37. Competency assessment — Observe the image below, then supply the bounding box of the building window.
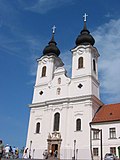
[58,78,61,84]
[76,119,81,131]
[109,128,116,139]
[93,148,99,156]
[93,59,96,72]
[78,57,83,69]
[93,130,99,140]
[39,91,43,95]
[57,88,61,95]
[36,122,40,133]
[41,66,46,77]
[110,147,116,155]
[53,112,60,131]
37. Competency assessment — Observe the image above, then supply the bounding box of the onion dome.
[75,14,95,46]
[43,26,60,57]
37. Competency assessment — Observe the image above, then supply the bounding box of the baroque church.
[26,15,120,160]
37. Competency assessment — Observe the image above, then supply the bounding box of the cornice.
[71,75,100,85]
[71,45,100,58]
[29,95,103,108]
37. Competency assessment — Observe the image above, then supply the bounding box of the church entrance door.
[52,144,58,155]
[47,132,62,159]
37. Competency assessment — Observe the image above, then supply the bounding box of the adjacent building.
[91,103,120,160]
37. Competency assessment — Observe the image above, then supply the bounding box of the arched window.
[58,78,61,84]
[41,66,46,77]
[57,88,61,95]
[76,119,81,131]
[36,122,40,133]
[53,112,60,131]
[78,57,83,69]
[93,59,96,72]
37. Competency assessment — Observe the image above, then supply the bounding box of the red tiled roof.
[92,103,120,123]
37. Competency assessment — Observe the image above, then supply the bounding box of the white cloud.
[24,0,74,14]
[105,12,112,18]
[28,54,38,77]
[93,19,120,103]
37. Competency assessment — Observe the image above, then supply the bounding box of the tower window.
[58,78,61,84]
[78,57,83,69]
[41,66,46,77]
[39,91,43,95]
[93,59,96,72]
[76,118,81,131]
[36,122,40,133]
[78,83,83,88]
[53,112,60,131]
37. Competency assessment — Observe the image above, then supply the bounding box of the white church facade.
[26,16,120,160]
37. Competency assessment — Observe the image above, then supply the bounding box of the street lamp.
[29,140,32,159]
[76,149,78,160]
[33,149,35,159]
[74,140,76,160]
[90,128,103,160]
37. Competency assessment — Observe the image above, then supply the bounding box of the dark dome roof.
[43,34,60,57]
[75,22,95,46]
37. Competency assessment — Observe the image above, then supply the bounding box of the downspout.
[89,122,93,160]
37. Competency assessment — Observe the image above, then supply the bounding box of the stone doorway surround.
[47,131,62,159]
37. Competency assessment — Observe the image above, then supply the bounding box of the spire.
[52,25,56,34]
[49,25,56,44]
[43,25,60,57]
[83,13,88,30]
[75,13,95,46]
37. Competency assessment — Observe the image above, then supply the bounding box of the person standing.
[22,147,28,159]
[5,144,10,158]
[12,146,16,158]
[15,147,19,158]
[54,150,58,159]
[43,149,48,159]
[49,149,52,157]
[0,140,4,160]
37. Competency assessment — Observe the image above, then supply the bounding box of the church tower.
[71,14,99,99]
[32,26,64,104]
[26,15,103,160]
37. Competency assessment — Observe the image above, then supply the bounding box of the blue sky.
[0,0,120,150]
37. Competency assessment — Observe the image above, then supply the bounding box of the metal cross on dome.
[52,25,56,34]
[83,13,88,22]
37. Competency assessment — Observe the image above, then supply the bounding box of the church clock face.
[42,58,48,64]
[77,48,84,55]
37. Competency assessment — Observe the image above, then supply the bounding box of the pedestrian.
[43,149,48,159]
[54,150,58,159]
[0,140,4,160]
[9,146,13,158]
[5,144,10,159]
[22,147,28,159]
[15,147,19,158]
[49,149,52,157]
[12,146,16,158]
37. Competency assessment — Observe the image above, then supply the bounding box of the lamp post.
[74,140,76,160]
[33,149,35,159]
[91,128,103,160]
[100,129,103,160]
[76,149,78,160]
[29,140,32,159]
